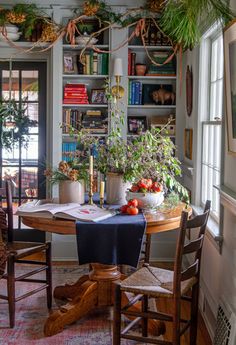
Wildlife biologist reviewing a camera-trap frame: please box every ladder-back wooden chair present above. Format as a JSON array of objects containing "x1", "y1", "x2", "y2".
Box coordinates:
[
  {"x1": 0, "y1": 179, "x2": 52, "y2": 328},
  {"x1": 113, "y1": 201, "x2": 211, "y2": 345}
]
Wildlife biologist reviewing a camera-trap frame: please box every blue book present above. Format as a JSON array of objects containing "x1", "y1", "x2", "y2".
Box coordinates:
[
  {"x1": 134, "y1": 82, "x2": 141, "y2": 105},
  {"x1": 131, "y1": 81, "x2": 135, "y2": 105}
]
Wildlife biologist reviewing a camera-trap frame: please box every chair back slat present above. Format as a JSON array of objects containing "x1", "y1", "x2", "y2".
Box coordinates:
[
  {"x1": 0, "y1": 180, "x2": 14, "y2": 242},
  {"x1": 181, "y1": 260, "x2": 199, "y2": 282},
  {"x1": 186, "y1": 212, "x2": 208, "y2": 229},
  {"x1": 183, "y1": 235, "x2": 204, "y2": 255},
  {"x1": 173, "y1": 201, "x2": 211, "y2": 298}
]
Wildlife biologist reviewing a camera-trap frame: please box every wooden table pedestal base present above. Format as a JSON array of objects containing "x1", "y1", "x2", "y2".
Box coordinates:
[{"x1": 44, "y1": 264, "x2": 165, "y2": 338}]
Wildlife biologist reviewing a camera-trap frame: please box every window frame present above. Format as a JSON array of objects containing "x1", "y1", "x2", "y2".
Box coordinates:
[{"x1": 195, "y1": 22, "x2": 224, "y2": 238}]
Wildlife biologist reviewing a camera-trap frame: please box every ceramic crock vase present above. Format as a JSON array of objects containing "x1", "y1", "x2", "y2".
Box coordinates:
[
  {"x1": 106, "y1": 172, "x2": 131, "y2": 205},
  {"x1": 59, "y1": 180, "x2": 85, "y2": 204}
]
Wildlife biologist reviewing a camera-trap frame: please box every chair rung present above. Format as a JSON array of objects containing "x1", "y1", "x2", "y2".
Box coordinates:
[
  {"x1": 17, "y1": 278, "x2": 47, "y2": 284},
  {"x1": 121, "y1": 333, "x2": 172, "y2": 345},
  {"x1": 15, "y1": 284, "x2": 48, "y2": 302},
  {"x1": 122, "y1": 294, "x2": 143, "y2": 310},
  {"x1": 0, "y1": 294, "x2": 8, "y2": 300},
  {"x1": 181, "y1": 295, "x2": 192, "y2": 302},
  {"x1": 15, "y1": 260, "x2": 47, "y2": 265},
  {"x1": 180, "y1": 320, "x2": 191, "y2": 335},
  {"x1": 122, "y1": 317, "x2": 142, "y2": 334},
  {"x1": 15, "y1": 266, "x2": 47, "y2": 281},
  {"x1": 122, "y1": 309, "x2": 173, "y2": 322}
]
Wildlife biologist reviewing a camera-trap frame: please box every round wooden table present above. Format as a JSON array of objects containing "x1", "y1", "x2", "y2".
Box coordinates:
[{"x1": 22, "y1": 202, "x2": 191, "y2": 337}]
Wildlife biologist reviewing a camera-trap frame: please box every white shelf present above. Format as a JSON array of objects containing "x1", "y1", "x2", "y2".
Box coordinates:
[
  {"x1": 128, "y1": 105, "x2": 176, "y2": 109},
  {"x1": 128, "y1": 45, "x2": 173, "y2": 51},
  {"x1": 0, "y1": 41, "x2": 49, "y2": 48},
  {"x1": 63, "y1": 133, "x2": 108, "y2": 137},
  {"x1": 128, "y1": 75, "x2": 176, "y2": 80},
  {"x1": 62, "y1": 104, "x2": 108, "y2": 108},
  {"x1": 63, "y1": 74, "x2": 108, "y2": 79},
  {"x1": 63, "y1": 44, "x2": 109, "y2": 50}
]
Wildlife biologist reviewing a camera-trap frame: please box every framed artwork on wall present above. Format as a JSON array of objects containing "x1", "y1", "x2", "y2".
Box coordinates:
[
  {"x1": 224, "y1": 20, "x2": 236, "y2": 154},
  {"x1": 184, "y1": 128, "x2": 193, "y2": 160},
  {"x1": 186, "y1": 65, "x2": 193, "y2": 116}
]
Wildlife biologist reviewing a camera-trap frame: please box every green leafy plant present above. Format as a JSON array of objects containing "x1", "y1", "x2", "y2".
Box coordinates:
[
  {"x1": 0, "y1": 100, "x2": 37, "y2": 151},
  {"x1": 160, "y1": 0, "x2": 234, "y2": 50}
]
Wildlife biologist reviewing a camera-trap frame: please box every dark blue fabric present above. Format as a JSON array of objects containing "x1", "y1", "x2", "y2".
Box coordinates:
[{"x1": 76, "y1": 212, "x2": 146, "y2": 268}]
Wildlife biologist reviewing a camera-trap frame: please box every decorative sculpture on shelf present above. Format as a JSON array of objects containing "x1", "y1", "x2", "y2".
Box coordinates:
[{"x1": 152, "y1": 86, "x2": 175, "y2": 105}]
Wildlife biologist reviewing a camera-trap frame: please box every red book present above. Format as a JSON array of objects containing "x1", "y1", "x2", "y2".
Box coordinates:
[
  {"x1": 128, "y1": 50, "x2": 131, "y2": 76},
  {"x1": 131, "y1": 52, "x2": 136, "y2": 76},
  {"x1": 64, "y1": 84, "x2": 86, "y2": 88},
  {"x1": 63, "y1": 99, "x2": 89, "y2": 104},
  {"x1": 64, "y1": 92, "x2": 88, "y2": 97}
]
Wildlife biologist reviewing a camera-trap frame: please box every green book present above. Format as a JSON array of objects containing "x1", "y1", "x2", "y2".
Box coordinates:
[{"x1": 90, "y1": 50, "x2": 94, "y2": 75}]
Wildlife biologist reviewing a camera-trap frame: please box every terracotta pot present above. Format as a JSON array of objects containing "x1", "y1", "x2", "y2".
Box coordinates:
[
  {"x1": 59, "y1": 180, "x2": 85, "y2": 204},
  {"x1": 135, "y1": 64, "x2": 146, "y2": 76},
  {"x1": 106, "y1": 173, "x2": 131, "y2": 205}
]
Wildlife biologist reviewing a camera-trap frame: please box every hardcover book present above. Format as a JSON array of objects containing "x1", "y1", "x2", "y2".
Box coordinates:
[{"x1": 16, "y1": 203, "x2": 116, "y2": 222}]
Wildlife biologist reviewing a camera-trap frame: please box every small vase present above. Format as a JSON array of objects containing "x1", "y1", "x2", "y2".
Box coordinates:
[
  {"x1": 59, "y1": 180, "x2": 85, "y2": 204},
  {"x1": 106, "y1": 172, "x2": 131, "y2": 205},
  {"x1": 135, "y1": 64, "x2": 146, "y2": 76}
]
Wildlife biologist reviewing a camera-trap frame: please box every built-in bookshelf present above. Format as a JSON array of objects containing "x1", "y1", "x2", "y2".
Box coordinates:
[
  {"x1": 60, "y1": 19, "x2": 177, "y2": 151},
  {"x1": 125, "y1": 20, "x2": 176, "y2": 137},
  {"x1": 61, "y1": 19, "x2": 110, "y2": 149}
]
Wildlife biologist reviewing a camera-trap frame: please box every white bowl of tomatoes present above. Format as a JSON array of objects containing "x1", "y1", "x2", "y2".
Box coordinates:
[{"x1": 126, "y1": 179, "x2": 164, "y2": 210}]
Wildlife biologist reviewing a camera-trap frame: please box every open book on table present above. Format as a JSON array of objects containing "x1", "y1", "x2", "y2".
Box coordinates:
[{"x1": 16, "y1": 202, "x2": 116, "y2": 222}]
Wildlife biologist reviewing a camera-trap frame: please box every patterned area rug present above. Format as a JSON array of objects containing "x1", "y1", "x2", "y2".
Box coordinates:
[{"x1": 0, "y1": 264, "x2": 163, "y2": 345}]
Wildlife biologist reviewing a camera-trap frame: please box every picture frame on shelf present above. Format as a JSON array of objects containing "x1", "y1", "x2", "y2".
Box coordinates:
[
  {"x1": 128, "y1": 116, "x2": 147, "y2": 134},
  {"x1": 142, "y1": 84, "x2": 175, "y2": 105},
  {"x1": 91, "y1": 89, "x2": 107, "y2": 104},
  {"x1": 224, "y1": 20, "x2": 236, "y2": 154},
  {"x1": 63, "y1": 53, "x2": 77, "y2": 74},
  {"x1": 184, "y1": 128, "x2": 193, "y2": 160}
]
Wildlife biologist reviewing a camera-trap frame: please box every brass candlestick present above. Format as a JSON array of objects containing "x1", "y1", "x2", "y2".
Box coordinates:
[
  {"x1": 100, "y1": 197, "x2": 104, "y2": 208},
  {"x1": 88, "y1": 173, "x2": 94, "y2": 205}
]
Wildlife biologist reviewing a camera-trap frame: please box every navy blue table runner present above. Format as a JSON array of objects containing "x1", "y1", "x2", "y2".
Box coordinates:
[{"x1": 76, "y1": 212, "x2": 146, "y2": 268}]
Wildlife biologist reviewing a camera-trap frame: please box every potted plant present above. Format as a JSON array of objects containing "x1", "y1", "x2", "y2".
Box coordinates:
[
  {"x1": 0, "y1": 100, "x2": 37, "y2": 151},
  {"x1": 44, "y1": 160, "x2": 88, "y2": 204}
]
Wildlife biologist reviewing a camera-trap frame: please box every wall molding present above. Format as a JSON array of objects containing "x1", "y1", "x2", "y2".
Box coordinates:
[{"x1": 219, "y1": 185, "x2": 236, "y2": 216}]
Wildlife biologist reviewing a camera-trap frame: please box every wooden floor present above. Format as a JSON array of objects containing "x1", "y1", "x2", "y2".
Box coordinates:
[{"x1": 27, "y1": 255, "x2": 212, "y2": 345}]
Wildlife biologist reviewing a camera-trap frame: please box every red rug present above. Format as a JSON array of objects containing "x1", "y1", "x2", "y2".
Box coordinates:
[{"x1": 0, "y1": 264, "x2": 160, "y2": 345}]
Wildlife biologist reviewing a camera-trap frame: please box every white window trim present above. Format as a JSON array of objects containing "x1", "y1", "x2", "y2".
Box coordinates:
[{"x1": 193, "y1": 22, "x2": 223, "y2": 241}]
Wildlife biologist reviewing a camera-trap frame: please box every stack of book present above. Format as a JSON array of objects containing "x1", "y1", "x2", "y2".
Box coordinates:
[
  {"x1": 128, "y1": 51, "x2": 136, "y2": 76},
  {"x1": 63, "y1": 84, "x2": 89, "y2": 104},
  {"x1": 81, "y1": 115, "x2": 108, "y2": 134},
  {"x1": 128, "y1": 81, "x2": 142, "y2": 105},
  {"x1": 77, "y1": 52, "x2": 109, "y2": 75},
  {"x1": 62, "y1": 142, "x2": 77, "y2": 162},
  {"x1": 62, "y1": 109, "x2": 83, "y2": 133},
  {"x1": 146, "y1": 52, "x2": 176, "y2": 76}
]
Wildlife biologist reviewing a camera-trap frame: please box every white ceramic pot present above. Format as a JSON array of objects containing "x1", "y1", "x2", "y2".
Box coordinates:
[
  {"x1": 59, "y1": 180, "x2": 85, "y2": 204},
  {"x1": 106, "y1": 173, "x2": 131, "y2": 205},
  {"x1": 126, "y1": 190, "x2": 164, "y2": 210}
]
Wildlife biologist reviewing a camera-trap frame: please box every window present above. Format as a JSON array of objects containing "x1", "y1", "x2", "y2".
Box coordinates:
[
  {"x1": 0, "y1": 62, "x2": 46, "y2": 238},
  {"x1": 200, "y1": 29, "x2": 223, "y2": 221}
]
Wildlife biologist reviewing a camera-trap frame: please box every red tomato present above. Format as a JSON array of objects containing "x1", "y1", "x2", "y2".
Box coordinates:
[
  {"x1": 120, "y1": 204, "x2": 129, "y2": 214},
  {"x1": 146, "y1": 179, "x2": 153, "y2": 188},
  {"x1": 131, "y1": 184, "x2": 139, "y2": 192},
  {"x1": 151, "y1": 182, "x2": 163, "y2": 192},
  {"x1": 128, "y1": 199, "x2": 138, "y2": 207},
  {"x1": 127, "y1": 206, "x2": 139, "y2": 215},
  {"x1": 138, "y1": 179, "x2": 149, "y2": 189}
]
